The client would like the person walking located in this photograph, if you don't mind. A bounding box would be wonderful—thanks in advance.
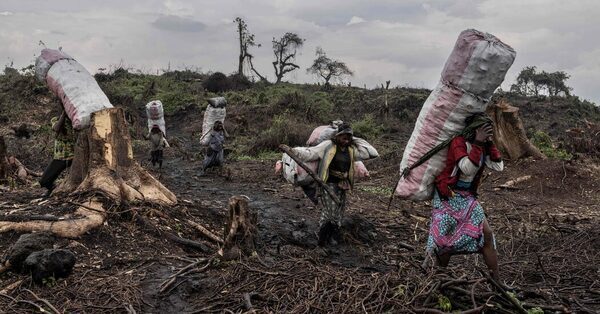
[285,123,378,246]
[39,110,75,197]
[427,113,504,280]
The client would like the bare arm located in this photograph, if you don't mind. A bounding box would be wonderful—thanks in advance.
[52,111,66,133]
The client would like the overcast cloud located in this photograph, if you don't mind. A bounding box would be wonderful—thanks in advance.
[1,0,599,103]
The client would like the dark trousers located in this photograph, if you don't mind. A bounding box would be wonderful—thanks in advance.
[39,159,72,190]
[151,150,163,167]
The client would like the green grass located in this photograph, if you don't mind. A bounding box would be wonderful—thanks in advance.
[232,150,281,161]
[358,186,393,196]
[531,131,572,160]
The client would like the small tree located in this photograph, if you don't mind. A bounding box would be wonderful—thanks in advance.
[307,47,353,87]
[234,17,264,80]
[272,32,304,83]
[510,66,571,97]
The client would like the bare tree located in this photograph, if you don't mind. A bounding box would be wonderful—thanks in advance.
[307,47,353,87]
[234,17,261,78]
[272,32,304,83]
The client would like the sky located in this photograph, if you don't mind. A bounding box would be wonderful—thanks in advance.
[1,0,599,103]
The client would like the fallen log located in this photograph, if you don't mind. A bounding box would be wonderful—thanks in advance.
[7,156,41,179]
[0,198,105,238]
[495,175,532,189]
[187,219,224,244]
[136,216,209,252]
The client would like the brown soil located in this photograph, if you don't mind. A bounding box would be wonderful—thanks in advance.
[0,96,599,313]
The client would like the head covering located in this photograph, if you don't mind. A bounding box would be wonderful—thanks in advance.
[463,113,492,140]
[335,123,353,136]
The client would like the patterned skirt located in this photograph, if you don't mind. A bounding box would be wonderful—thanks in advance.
[426,189,488,255]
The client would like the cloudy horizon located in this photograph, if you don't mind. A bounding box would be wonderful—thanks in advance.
[1,0,599,103]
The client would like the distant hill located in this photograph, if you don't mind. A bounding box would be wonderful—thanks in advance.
[1,67,599,165]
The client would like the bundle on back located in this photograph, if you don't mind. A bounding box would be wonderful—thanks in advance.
[35,49,113,129]
[396,29,516,201]
[200,97,227,145]
[146,100,166,135]
[276,123,372,187]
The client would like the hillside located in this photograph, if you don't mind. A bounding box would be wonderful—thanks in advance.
[0,68,599,313]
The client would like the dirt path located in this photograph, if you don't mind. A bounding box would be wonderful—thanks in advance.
[0,141,599,312]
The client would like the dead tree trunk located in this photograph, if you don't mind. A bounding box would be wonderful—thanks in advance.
[0,108,177,238]
[219,196,257,260]
[487,101,545,160]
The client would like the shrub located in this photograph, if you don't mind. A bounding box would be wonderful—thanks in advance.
[249,113,311,154]
[351,114,386,140]
[203,72,230,93]
[532,131,572,160]
[305,92,333,121]
[228,74,253,91]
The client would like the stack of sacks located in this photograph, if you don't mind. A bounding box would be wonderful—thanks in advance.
[200,97,227,145]
[395,29,516,201]
[146,100,166,135]
[35,49,113,129]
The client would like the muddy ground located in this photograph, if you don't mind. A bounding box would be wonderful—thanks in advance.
[0,133,600,313]
[1,117,600,313]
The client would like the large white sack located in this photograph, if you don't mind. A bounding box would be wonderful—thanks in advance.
[200,102,226,146]
[46,60,114,129]
[441,29,516,99]
[278,153,370,187]
[146,100,166,135]
[395,29,515,201]
[35,49,73,81]
[306,120,343,146]
[281,153,318,186]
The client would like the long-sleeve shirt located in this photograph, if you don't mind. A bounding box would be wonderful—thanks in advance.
[291,137,378,187]
[435,136,503,197]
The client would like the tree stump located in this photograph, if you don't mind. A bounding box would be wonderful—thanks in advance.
[0,108,177,238]
[219,196,257,260]
[53,108,176,205]
[486,101,545,160]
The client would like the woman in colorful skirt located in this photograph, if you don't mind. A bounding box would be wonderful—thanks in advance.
[427,113,504,280]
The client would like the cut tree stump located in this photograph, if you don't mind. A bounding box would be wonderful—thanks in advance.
[53,108,176,205]
[0,108,177,238]
[219,196,257,260]
[487,101,545,160]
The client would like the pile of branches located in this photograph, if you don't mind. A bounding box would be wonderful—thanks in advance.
[186,249,568,313]
[565,120,600,158]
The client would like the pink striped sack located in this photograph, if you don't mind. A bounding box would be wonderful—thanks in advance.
[35,49,113,130]
[306,120,343,146]
[396,29,515,201]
